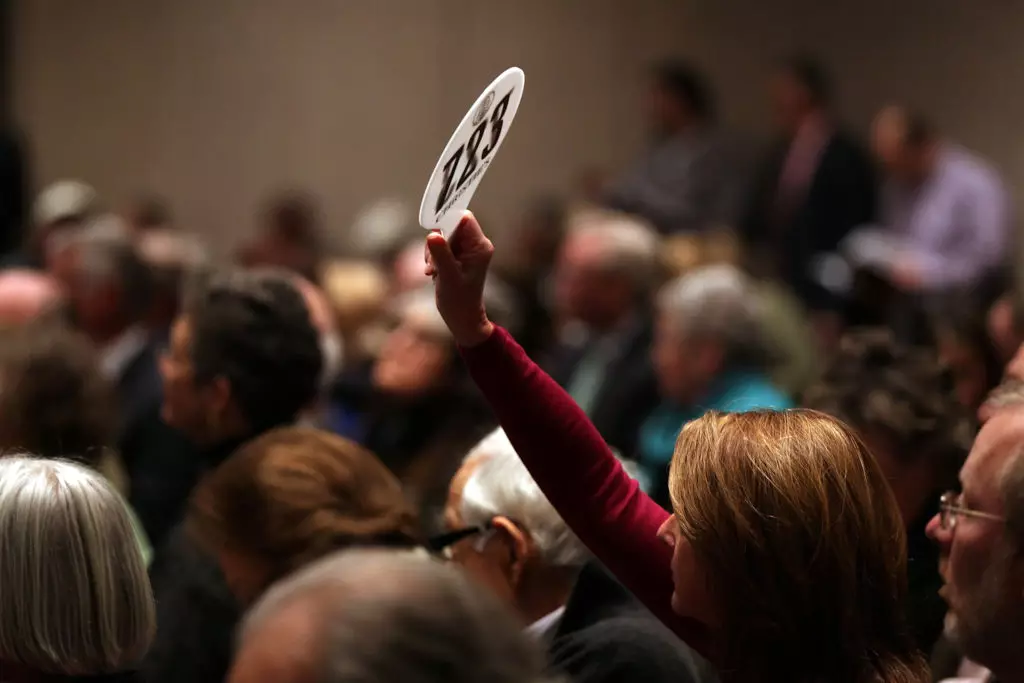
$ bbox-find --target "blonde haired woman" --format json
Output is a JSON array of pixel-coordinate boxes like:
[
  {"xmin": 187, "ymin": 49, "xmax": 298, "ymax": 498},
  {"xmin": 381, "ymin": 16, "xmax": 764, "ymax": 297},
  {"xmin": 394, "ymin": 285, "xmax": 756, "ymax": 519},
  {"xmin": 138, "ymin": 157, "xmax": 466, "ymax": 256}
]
[
  {"xmin": 425, "ymin": 213, "xmax": 929, "ymax": 683},
  {"xmin": 0, "ymin": 457, "xmax": 155, "ymax": 682}
]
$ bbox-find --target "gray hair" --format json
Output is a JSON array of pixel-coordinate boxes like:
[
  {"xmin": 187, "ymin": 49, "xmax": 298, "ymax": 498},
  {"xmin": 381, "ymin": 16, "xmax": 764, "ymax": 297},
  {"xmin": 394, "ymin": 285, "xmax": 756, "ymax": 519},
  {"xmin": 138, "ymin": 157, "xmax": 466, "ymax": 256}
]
[
  {"xmin": 460, "ymin": 428, "xmax": 588, "ymax": 568},
  {"xmin": 239, "ymin": 548, "xmax": 555, "ymax": 683},
  {"xmin": 657, "ymin": 264, "xmax": 771, "ymax": 369},
  {"xmin": 394, "ymin": 279, "xmax": 521, "ymax": 340},
  {"xmin": 567, "ymin": 210, "xmax": 660, "ymax": 293},
  {"xmin": 0, "ymin": 456, "xmax": 155, "ymax": 675}
]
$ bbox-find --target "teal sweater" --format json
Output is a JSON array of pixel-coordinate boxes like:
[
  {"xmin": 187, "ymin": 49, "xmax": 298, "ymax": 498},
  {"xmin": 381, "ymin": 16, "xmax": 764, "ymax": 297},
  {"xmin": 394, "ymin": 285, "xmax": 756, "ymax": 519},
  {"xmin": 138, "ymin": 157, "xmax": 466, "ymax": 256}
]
[{"xmin": 638, "ymin": 371, "xmax": 793, "ymax": 491}]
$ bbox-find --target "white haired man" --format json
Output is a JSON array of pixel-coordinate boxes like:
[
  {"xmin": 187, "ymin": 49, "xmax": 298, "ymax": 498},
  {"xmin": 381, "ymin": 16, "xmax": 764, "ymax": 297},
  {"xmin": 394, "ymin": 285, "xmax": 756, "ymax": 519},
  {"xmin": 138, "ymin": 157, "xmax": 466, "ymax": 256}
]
[
  {"xmin": 434, "ymin": 428, "xmax": 711, "ymax": 683},
  {"xmin": 229, "ymin": 549, "xmax": 554, "ymax": 683},
  {"xmin": 926, "ymin": 407, "xmax": 1024, "ymax": 683},
  {"xmin": 546, "ymin": 210, "xmax": 662, "ymax": 457}
]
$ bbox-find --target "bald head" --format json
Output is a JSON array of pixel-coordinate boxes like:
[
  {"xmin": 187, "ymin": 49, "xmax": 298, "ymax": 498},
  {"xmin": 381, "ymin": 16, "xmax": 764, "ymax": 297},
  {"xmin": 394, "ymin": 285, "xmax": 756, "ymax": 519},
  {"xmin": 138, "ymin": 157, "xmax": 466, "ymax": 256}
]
[
  {"xmin": 0, "ymin": 270, "xmax": 65, "ymax": 327},
  {"xmin": 232, "ymin": 549, "xmax": 550, "ymax": 683}
]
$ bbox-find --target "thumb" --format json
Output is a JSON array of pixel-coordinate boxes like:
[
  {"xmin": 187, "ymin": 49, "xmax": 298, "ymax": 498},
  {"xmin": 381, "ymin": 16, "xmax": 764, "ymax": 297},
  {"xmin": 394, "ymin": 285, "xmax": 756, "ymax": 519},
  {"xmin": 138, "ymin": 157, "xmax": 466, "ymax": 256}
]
[{"xmin": 426, "ymin": 232, "xmax": 460, "ymax": 278}]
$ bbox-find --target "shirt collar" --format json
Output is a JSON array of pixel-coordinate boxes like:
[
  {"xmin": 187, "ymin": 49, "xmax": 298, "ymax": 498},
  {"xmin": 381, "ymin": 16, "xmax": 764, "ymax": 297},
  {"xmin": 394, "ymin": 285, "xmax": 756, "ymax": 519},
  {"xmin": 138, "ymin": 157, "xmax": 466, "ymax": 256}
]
[{"xmin": 100, "ymin": 326, "xmax": 149, "ymax": 380}]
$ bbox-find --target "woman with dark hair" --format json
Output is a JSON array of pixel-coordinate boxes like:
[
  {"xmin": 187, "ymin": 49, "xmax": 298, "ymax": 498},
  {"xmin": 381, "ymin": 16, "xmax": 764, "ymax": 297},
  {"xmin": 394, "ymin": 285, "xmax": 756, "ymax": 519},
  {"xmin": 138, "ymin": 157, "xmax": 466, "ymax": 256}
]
[{"xmin": 424, "ymin": 213, "xmax": 928, "ymax": 683}]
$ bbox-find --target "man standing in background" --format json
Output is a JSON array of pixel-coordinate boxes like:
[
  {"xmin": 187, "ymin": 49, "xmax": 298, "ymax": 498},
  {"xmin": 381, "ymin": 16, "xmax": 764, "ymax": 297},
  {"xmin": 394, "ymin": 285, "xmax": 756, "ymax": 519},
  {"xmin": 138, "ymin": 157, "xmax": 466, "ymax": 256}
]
[{"xmin": 604, "ymin": 60, "xmax": 738, "ymax": 234}]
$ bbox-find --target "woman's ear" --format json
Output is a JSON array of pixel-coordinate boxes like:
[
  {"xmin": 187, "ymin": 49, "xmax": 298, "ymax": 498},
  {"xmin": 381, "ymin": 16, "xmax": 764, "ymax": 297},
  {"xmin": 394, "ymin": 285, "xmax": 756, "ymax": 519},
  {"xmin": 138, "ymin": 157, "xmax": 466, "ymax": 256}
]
[{"xmin": 491, "ymin": 515, "xmax": 531, "ymax": 586}]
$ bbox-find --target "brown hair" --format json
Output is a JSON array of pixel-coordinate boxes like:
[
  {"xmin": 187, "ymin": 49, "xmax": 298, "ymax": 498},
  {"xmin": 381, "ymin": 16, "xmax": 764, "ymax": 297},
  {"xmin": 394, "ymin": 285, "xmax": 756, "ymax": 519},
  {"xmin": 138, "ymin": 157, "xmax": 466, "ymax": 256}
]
[
  {"xmin": 189, "ymin": 427, "xmax": 420, "ymax": 582},
  {"xmin": 0, "ymin": 322, "xmax": 115, "ymax": 465},
  {"xmin": 669, "ymin": 410, "xmax": 928, "ymax": 683}
]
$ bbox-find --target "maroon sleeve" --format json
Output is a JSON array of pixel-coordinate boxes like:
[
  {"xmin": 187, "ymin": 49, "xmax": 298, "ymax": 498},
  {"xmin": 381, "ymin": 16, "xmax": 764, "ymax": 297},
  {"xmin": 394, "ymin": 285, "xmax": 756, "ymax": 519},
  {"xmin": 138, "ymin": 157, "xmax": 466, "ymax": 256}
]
[{"xmin": 460, "ymin": 326, "xmax": 698, "ymax": 641}]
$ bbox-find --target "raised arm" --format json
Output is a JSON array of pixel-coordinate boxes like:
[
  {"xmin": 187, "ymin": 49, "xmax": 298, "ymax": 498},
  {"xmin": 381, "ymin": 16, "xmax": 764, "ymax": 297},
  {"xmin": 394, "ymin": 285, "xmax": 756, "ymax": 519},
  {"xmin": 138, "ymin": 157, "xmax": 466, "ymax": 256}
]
[{"xmin": 426, "ymin": 212, "xmax": 692, "ymax": 640}]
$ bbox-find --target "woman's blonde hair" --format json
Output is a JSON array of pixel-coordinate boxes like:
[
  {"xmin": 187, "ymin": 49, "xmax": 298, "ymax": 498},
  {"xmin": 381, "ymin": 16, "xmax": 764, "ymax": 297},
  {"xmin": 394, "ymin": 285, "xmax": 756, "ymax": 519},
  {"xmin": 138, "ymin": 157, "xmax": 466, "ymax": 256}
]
[
  {"xmin": 0, "ymin": 457, "xmax": 155, "ymax": 675},
  {"xmin": 669, "ymin": 410, "xmax": 928, "ymax": 683}
]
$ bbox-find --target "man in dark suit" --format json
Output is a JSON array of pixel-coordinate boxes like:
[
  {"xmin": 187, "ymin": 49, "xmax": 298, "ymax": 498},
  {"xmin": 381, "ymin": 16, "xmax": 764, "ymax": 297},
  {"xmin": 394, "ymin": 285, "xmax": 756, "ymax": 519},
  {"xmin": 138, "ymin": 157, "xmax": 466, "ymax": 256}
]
[
  {"xmin": 437, "ymin": 429, "xmax": 711, "ymax": 683},
  {"xmin": 50, "ymin": 223, "xmax": 201, "ymax": 546},
  {"xmin": 741, "ymin": 55, "xmax": 876, "ymax": 350},
  {"xmin": 544, "ymin": 211, "xmax": 661, "ymax": 457}
]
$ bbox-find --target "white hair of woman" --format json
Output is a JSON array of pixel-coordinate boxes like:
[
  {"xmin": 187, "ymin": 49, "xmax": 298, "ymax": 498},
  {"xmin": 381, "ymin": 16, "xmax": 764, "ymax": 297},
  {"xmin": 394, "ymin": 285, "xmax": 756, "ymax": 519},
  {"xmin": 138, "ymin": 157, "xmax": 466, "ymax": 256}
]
[
  {"xmin": 657, "ymin": 264, "xmax": 773, "ymax": 369},
  {"xmin": 0, "ymin": 456, "xmax": 155, "ymax": 676},
  {"xmin": 460, "ymin": 428, "xmax": 588, "ymax": 568}
]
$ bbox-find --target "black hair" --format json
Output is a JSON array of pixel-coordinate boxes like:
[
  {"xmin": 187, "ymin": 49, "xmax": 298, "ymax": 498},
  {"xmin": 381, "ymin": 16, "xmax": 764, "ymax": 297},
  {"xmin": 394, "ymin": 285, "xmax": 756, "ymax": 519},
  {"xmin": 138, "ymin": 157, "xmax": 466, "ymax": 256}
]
[
  {"xmin": 652, "ymin": 60, "xmax": 715, "ymax": 121},
  {"xmin": 184, "ymin": 267, "xmax": 323, "ymax": 433},
  {"xmin": 780, "ymin": 54, "xmax": 832, "ymax": 107}
]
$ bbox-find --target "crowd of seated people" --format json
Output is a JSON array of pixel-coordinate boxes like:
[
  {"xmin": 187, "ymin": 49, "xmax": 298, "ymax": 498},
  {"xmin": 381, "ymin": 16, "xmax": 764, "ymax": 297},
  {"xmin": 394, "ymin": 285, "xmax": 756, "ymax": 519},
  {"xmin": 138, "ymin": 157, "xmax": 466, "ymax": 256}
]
[{"xmin": 0, "ymin": 50, "xmax": 1023, "ymax": 683}]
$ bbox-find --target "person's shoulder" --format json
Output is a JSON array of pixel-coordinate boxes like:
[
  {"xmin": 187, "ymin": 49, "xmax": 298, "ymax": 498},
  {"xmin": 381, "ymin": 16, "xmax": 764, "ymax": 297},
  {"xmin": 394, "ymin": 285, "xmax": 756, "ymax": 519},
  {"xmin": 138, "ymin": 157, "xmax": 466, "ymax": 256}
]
[
  {"xmin": 719, "ymin": 374, "xmax": 793, "ymax": 412},
  {"xmin": 552, "ymin": 612, "xmax": 711, "ymax": 683}
]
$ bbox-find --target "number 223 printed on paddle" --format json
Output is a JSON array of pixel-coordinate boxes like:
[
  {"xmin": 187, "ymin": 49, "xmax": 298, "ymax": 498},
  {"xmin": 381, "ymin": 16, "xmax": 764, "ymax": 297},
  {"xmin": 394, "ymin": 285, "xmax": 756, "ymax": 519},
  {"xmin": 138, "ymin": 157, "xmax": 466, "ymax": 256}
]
[{"xmin": 418, "ymin": 67, "xmax": 525, "ymax": 237}]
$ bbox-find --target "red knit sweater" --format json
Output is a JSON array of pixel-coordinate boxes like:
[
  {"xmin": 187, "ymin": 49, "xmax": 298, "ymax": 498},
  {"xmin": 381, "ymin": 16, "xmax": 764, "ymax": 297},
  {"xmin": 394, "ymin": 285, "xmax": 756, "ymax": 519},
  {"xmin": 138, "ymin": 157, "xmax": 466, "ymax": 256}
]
[{"xmin": 461, "ymin": 325, "xmax": 708, "ymax": 651}]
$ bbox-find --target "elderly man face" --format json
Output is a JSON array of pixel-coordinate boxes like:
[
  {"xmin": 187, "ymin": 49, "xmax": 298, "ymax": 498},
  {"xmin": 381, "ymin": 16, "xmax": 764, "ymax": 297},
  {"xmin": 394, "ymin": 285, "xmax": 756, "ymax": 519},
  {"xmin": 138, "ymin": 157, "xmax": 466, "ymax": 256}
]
[
  {"xmin": 0, "ymin": 270, "xmax": 65, "ymax": 327},
  {"xmin": 926, "ymin": 408, "xmax": 1024, "ymax": 676},
  {"xmin": 554, "ymin": 233, "xmax": 633, "ymax": 331}
]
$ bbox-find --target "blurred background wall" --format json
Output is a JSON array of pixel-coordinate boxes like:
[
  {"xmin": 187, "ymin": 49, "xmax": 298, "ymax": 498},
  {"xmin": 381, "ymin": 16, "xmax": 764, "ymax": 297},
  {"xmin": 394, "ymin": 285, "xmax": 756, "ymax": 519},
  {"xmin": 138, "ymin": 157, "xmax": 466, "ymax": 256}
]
[{"xmin": 9, "ymin": 0, "xmax": 1024, "ymax": 253}]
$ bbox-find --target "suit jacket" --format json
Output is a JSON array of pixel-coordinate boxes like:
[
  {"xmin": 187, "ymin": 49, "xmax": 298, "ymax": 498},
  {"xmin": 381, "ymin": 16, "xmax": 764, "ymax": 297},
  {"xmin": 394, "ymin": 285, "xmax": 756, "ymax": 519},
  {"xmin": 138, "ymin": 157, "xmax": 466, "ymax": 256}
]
[
  {"xmin": 742, "ymin": 129, "xmax": 877, "ymax": 313},
  {"xmin": 545, "ymin": 319, "xmax": 659, "ymax": 457},
  {"xmin": 117, "ymin": 343, "xmax": 204, "ymax": 548},
  {"xmin": 549, "ymin": 563, "xmax": 714, "ymax": 683}
]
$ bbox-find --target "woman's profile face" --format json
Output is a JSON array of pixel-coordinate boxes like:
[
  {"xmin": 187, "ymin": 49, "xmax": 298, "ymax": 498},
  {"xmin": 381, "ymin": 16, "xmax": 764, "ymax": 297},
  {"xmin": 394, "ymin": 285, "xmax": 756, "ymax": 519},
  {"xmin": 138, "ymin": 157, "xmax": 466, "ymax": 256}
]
[
  {"xmin": 372, "ymin": 319, "xmax": 452, "ymax": 398},
  {"xmin": 656, "ymin": 515, "xmax": 720, "ymax": 627}
]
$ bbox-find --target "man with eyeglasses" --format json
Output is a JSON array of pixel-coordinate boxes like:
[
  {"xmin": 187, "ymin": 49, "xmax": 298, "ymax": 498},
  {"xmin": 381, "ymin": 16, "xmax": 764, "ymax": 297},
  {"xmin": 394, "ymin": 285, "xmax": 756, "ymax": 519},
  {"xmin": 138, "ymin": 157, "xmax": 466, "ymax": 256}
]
[
  {"xmin": 434, "ymin": 428, "xmax": 711, "ymax": 683},
  {"xmin": 927, "ymin": 407, "xmax": 1024, "ymax": 683}
]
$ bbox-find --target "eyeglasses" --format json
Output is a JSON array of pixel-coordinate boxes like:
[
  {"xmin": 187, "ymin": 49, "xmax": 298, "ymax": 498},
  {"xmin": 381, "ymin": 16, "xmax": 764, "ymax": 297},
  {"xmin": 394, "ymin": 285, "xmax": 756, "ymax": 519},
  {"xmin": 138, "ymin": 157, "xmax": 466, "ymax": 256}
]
[
  {"xmin": 426, "ymin": 523, "xmax": 495, "ymax": 559},
  {"xmin": 938, "ymin": 491, "xmax": 1006, "ymax": 531}
]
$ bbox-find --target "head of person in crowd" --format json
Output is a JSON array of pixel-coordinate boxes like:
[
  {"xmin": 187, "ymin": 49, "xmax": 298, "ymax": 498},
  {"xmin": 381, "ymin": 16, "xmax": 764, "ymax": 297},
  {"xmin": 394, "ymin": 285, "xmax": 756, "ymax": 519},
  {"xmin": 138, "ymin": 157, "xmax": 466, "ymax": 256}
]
[
  {"xmin": 659, "ymin": 409, "xmax": 927, "ymax": 682},
  {"xmin": 159, "ymin": 267, "xmax": 322, "ymax": 451},
  {"xmin": 136, "ymin": 228, "xmax": 208, "ymax": 339},
  {"xmin": 439, "ymin": 428, "xmax": 588, "ymax": 623},
  {"xmin": 31, "ymin": 179, "xmax": 97, "ymax": 266},
  {"xmin": 123, "ymin": 194, "xmax": 172, "ymax": 233},
  {"xmin": 0, "ymin": 322, "xmax": 115, "ymax": 465},
  {"xmin": 770, "ymin": 54, "xmax": 832, "ymax": 135},
  {"xmin": 238, "ymin": 192, "xmax": 321, "ymax": 279},
  {"xmin": 932, "ymin": 298, "xmax": 1004, "ymax": 413},
  {"xmin": 391, "ymin": 238, "xmax": 434, "ymax": 295},
  {"xmin": 373, "ymin": 283, "xmax": 517, "ymax": 400},
  {"xmin": 652, "ymin": 264, "xmax": 776, "ymax": 406},
  {"xmin": 320, "ymin": 259, "xmax": 389, "ymax": 364},
  {"xmin": 987, "ymin": 292, "xmax": 1024, "ymax": 365},
  {"xmin": 926, "ymin": 406, "xmax": 1024, "ymax": 683},
  {"xmin": 871, "ymin": 105, "xmax": 940, "ymax": 187},
  {"xmin": 803, "ymin": 329, "xmax": 973, "ymax": 526},
  {"xmin": 0, "ymin": 457, "xmax": 154, "ymax": 681},
  {"xmin": 49, "ymin": 224, "xmax": 154, "ymax": 348},
  {"xmin": 230, "ymin": 549, "xmax": 552, "ymax": 683},
  {"xmin": 554, "ymin": 210, "xmax": 660, "ymax": 333},
  {"xmin": 498, "ymin": 194, "xmax": 567, "ymax": 281},
  {"xmin": 648, "ymin": 59, "xmax": 715, "ymax": 138},
  {"xmin": 0, "ymin": 269, "xmax": 64, "ymax": 327},
  {"xmin": 188, "ymin": 427, "xmax": 419, "ymax": 606}
]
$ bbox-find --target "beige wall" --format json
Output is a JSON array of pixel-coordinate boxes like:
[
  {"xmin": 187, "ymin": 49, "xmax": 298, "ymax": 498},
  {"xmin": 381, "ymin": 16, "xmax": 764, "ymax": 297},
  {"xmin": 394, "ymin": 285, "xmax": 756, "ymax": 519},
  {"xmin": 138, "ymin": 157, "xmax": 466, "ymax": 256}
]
[{"xmin": 11, "ymin": 0, "xmax": 1024, "ymax": 254}]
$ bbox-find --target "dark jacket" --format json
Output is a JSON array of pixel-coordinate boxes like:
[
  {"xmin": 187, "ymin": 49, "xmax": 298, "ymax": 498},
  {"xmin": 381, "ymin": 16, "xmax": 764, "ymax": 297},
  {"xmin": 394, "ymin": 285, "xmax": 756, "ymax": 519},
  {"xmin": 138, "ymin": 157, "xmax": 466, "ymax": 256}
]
[
  {"xmin": 741, "ymin": 129, "xmax": 877, "ymax": 313},
  {"xmin": 549, "ymin": 563, "xmax": 714, "ymax": 683},
  {"xmin": 544, "ymin": 319, "xmax": 660, "ymax": 457},
  {"xmin": 139, "ymin": 436, "xmax": 252, "ymax": 683},
  {"xmin": 117, "ymin": 343, "xmax": 204, "ymax": 547}
]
